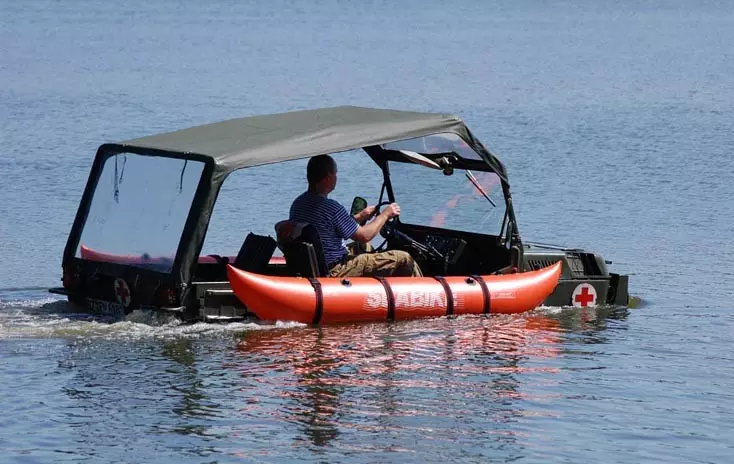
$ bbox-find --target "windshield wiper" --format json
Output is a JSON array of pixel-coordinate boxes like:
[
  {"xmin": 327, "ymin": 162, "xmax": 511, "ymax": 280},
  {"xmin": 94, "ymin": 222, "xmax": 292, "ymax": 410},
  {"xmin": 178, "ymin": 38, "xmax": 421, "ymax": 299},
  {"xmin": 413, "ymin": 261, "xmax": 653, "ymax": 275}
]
[
  {"xmin": 398, "ymin": 150, "xmax": 442, "ymax": 170},
  {"xmin": 465, "ymin": 170, "xmax": 496, "ymax": 207}
]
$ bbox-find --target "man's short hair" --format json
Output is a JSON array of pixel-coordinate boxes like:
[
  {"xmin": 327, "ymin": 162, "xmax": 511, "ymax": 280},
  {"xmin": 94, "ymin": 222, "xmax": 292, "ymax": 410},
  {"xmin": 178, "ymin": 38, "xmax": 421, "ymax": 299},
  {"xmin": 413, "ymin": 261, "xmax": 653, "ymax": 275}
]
[{"xmin": 307, "ymin": 155, "xmax": 336, "ymax": 184}]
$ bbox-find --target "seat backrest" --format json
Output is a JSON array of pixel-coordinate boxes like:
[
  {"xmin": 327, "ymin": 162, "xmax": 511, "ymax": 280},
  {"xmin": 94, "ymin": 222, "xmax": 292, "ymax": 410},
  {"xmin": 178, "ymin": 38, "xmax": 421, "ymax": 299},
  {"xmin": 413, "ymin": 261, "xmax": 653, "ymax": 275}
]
[
  {"xmin": 274, "ymin": 221, "xmax": 328, "ymax": 277},
  {"xmin": 232, "ymin": 233, "xmax": 277, "ymax": 273},
  {"xmin": 280, "ymin": 242, "xmax": 320, "ymax": 277}
]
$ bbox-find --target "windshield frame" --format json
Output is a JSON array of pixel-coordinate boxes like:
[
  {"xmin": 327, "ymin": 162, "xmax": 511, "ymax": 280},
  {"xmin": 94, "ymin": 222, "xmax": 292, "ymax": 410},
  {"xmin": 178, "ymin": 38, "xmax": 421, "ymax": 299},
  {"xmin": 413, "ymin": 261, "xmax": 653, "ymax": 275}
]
[{"xmin": 363, "ymin": 136, "xmax": 512, "ymax": 240}]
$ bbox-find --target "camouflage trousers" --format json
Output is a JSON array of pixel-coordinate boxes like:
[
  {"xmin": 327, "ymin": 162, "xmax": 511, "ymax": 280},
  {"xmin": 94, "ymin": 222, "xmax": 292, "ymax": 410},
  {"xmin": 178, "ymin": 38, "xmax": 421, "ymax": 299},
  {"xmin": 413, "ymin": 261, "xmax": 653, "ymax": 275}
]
[{"xmin": 329, "ymin": 246, "xmax": 423, "ymax": 278}]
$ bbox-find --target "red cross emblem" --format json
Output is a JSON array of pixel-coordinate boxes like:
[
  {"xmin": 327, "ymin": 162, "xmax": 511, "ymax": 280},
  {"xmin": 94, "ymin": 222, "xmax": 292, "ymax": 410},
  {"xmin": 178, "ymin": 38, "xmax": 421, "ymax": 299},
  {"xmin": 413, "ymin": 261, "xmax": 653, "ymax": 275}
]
[
  {"xmin": 114, "ymin": 278, "xmax": 131, "ymax": 307},
  {"xmin": 571, "ymin": 284, "xmax": 597, "ymax": 308}
]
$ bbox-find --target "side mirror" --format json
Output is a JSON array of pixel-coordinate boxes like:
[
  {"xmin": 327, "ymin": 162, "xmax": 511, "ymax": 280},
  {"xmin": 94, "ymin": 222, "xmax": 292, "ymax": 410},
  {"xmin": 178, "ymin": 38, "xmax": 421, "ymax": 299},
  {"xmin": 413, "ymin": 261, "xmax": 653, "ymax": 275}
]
[{"xmin": 350, "ymin": 196, "xmax": 368, "ymax": 216}]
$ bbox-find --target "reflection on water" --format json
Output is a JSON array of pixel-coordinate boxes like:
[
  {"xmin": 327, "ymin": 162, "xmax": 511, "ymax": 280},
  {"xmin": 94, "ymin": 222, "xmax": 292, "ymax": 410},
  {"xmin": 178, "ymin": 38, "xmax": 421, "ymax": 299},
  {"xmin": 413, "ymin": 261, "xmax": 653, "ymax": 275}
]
[
  {"xmin": 231, "ymin": 314, "xmax": 566, "ymax": 452},
  {"xmin": 555, "ymin": 305, "xmax": 631, "ymax": 338}
]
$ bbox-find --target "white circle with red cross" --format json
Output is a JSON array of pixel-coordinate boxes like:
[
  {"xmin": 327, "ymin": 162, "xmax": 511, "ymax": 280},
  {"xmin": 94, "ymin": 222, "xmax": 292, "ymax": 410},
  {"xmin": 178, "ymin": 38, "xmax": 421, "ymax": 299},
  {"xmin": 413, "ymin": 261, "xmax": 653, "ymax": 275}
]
[
  {"xmin": 114, "ymin": 278, "xmax": 131, "ymax": 307},
  {"xmin": 571, "ymin": 283, "xmax": 597, "ymax": 308}
]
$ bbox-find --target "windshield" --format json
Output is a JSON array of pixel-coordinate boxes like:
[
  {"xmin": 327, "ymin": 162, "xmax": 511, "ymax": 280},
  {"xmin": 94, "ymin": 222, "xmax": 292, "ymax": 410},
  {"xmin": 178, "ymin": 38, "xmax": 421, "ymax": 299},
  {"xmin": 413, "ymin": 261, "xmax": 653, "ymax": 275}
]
[
  {"xmin": 75, "ymin": 153, "xmax": 205, "ymax": 272},
  {"xmin": 389, "ymin": 162, "xmax": 506, "ymax": 236},
  {"xmin": 383, "ymin": 133, "xmax": 506, "ymax": 235}
]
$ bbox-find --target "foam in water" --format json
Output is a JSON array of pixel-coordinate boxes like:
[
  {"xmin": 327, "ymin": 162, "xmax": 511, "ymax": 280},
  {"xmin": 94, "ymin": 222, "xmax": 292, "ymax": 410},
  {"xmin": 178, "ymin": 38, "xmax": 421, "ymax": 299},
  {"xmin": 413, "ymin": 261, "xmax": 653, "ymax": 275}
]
[{"xmin": 0, "ymin": 294, "xmax": 306, "ymax": 340}]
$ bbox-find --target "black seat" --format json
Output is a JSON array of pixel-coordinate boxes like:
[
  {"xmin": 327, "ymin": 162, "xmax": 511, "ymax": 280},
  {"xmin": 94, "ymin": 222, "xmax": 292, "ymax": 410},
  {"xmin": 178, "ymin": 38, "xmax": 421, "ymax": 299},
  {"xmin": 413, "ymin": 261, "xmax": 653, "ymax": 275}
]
[
  {"xmin": 275, "ymin": 221, "xmax": 329, "ymax": 277},
  {"xmin": 232, "ymin": 233, "xmax": 277, "ymax": 274}
]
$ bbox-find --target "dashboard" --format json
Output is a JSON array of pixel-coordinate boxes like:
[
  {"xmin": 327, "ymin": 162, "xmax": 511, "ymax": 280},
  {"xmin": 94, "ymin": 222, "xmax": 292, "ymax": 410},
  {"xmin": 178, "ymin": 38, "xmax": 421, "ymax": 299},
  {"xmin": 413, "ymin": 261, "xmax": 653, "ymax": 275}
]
[
  {"xmin": 423, "ymin": 234, "xmax": 467, "ymax": 266},
  {"xmin": 387, "ymin": 224, "xmax": 509, "ymax": 276}
]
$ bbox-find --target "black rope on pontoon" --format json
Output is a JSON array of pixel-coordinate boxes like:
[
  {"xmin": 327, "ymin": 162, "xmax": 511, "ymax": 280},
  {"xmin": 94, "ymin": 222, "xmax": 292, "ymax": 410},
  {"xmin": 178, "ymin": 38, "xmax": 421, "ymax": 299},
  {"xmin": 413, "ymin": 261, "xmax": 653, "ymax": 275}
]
[
  {"xmin": 433, "ymin": 276, "xmax": 454, "ymax": 316},
  {"xmin": 309, "ymin": 278, "xmax": 324, "ymax": 325}
]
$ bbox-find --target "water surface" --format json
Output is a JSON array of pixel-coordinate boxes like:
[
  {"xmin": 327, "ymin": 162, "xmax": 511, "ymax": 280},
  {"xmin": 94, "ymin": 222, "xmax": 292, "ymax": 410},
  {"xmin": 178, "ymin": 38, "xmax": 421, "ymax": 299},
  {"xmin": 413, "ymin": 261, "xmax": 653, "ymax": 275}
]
[{"xmin": 1, "ymin": 0, "xmax": 733, "ymax": 462}]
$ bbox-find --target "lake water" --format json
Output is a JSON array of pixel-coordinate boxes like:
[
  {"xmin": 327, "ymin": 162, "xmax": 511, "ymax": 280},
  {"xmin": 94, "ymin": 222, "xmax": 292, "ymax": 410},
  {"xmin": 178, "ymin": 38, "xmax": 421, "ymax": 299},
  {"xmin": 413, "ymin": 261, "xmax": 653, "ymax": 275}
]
[{"xmin": 1, "ymin": 0, "xmax": 733, "ymax": 462}]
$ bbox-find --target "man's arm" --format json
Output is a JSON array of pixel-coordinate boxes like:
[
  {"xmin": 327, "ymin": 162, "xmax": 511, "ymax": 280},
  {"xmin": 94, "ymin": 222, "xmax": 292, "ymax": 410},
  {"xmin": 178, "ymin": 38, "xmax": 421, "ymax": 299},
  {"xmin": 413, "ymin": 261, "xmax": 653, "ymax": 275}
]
[{"xmin": 352, "ymin": 203, "xmax": 400, "ymax": 243}]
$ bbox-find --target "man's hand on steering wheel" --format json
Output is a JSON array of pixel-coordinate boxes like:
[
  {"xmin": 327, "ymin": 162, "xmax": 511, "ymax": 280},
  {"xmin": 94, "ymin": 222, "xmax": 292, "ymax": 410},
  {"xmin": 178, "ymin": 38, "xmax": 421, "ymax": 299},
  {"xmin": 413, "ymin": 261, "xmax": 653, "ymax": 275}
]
[{"xmin": 381, "ymin": 202, "xmax": 401, "ymax": 220}]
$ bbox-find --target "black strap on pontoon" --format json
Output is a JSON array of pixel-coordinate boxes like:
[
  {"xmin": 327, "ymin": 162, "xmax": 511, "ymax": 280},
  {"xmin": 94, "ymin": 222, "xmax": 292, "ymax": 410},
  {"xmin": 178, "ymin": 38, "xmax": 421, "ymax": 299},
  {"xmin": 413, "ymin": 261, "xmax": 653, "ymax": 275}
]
[
  {"xmin": 308, "ymin": 278, "xmax": 324, "ymax": 325},
  {"xmin": 433, "ymin": 276, "xmax": 454, "ymax": 316},
  {"xmin": 471, "ymin": 274, "xmax": 491, "ymax": 314},
  {"xmin": 374, "ymin": 276, "xmax": 395, "ymax": 321}
]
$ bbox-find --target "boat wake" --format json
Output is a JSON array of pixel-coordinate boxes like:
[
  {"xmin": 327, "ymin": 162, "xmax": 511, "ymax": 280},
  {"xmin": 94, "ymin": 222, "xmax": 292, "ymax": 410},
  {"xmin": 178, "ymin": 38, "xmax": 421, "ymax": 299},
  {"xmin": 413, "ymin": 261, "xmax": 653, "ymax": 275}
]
[{"xmin": 0, "ymin": 290, "xmax": 304, "ymax": 340}]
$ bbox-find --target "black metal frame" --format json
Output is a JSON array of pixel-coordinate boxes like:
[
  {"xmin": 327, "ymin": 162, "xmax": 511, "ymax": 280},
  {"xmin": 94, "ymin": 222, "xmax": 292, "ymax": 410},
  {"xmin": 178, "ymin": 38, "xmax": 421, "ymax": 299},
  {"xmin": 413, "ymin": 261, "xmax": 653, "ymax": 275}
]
[{"xmin": 58, "ymin": 128, "xmax": 523, "ymax": 313}]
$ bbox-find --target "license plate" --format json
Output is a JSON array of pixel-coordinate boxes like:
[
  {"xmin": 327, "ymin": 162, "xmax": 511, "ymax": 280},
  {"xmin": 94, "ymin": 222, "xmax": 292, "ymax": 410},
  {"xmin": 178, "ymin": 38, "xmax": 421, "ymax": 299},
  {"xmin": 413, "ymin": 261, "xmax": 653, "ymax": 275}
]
[{"xmin": 85, "ymin": 298, "xmax": 125, "ymax": 320}]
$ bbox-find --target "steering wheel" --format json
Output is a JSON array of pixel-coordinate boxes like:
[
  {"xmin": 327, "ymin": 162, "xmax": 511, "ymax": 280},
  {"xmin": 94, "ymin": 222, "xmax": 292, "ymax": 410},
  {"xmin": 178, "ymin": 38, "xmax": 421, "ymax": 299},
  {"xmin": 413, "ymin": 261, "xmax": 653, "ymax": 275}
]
[
  {"xmin": 373, "ymin": 202, "xmax": 445, "ymax": 262},
  {"xmin": 371, "ymin": 201, "xmax": 395, "ymax": 252},
  {"xmin": 374, "ymin": 201, "xmax": 394, "ymax": 221}
]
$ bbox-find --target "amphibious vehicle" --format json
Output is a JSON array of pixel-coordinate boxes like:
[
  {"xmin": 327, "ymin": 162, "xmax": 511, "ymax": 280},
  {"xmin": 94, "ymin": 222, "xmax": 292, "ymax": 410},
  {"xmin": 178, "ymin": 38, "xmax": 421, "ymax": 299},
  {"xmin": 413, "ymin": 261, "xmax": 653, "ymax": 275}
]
[{"xmin": 49, "ymin": 106, "xmax": 629, "ymax": 322}]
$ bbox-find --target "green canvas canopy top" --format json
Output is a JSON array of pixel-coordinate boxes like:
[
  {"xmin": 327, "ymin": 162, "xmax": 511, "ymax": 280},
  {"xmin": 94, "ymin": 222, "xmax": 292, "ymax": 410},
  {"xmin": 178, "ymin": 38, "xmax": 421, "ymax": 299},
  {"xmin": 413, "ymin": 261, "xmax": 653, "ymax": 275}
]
[{"xmin": 111, "ymin": 105, "xmax": 506, "ymax": 180}]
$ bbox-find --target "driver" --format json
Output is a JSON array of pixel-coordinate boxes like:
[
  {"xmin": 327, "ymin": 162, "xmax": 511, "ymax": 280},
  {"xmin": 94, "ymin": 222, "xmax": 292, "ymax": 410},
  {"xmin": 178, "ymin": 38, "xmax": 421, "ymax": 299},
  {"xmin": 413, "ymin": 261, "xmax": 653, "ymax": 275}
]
[{"xmin": 289, "ymin": 154, "xmax": 423, "ymax": 278}]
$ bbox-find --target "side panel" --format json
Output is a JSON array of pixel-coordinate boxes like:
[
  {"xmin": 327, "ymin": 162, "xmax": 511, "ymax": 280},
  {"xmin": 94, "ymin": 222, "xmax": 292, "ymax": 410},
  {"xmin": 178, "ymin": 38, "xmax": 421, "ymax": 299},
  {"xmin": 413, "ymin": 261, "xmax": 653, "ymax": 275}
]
[{"xmin": 543, "ymin": 279, "xmax": 611, "ymax": 308}]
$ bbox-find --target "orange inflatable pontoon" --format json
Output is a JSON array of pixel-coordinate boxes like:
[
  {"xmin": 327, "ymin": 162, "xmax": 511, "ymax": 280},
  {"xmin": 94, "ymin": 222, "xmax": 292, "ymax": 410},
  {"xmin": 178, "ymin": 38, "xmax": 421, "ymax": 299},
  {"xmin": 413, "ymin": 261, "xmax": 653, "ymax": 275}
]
[{"xmin": 227, "ymin": 261, "xmax": 562, "ymax": 324}]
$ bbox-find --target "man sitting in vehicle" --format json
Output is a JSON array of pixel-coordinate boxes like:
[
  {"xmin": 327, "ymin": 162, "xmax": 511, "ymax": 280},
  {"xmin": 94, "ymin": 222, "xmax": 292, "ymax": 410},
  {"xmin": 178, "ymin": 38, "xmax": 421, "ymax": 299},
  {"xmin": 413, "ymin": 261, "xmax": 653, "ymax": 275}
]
[{"xmin": 287, "ymin": 154, "xmax": 423, "ymax": 278}]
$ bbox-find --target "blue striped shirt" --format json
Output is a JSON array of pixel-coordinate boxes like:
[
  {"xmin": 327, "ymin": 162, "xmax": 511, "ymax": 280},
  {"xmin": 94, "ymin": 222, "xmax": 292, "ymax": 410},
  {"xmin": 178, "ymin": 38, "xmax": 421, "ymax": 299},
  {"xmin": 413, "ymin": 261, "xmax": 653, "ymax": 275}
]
[{"xmin": 289, "ymin": 191, "xmax": 359, "ymax": 267}]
